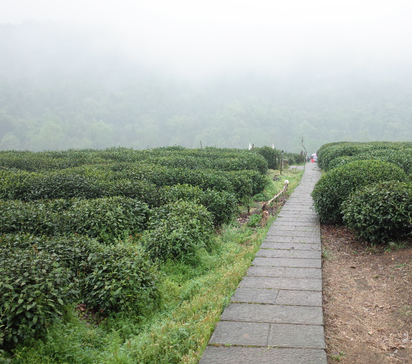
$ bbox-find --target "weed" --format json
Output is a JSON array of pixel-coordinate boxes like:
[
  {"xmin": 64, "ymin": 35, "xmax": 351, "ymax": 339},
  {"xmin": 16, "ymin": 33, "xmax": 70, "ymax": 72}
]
[
  {"xmin": 330, "ymin": 351, "xmax": 345, "ymax": 361},
  {"xmin": 397, "ymin": 305, "xmax": 412, "ymax": 316},
  {"xmin": 322, "ymin": 247, "xmax": 331, "ymax": 260},
  {"xmin": 385, "ymin": 240, "xmax": 409, "ymax": 253}
]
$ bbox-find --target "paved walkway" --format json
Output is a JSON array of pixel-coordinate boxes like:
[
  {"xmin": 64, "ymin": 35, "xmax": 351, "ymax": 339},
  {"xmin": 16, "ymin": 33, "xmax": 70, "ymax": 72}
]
[{"xmin": 199, "ymin": 163, "xmax": 326, "ymax": 364}]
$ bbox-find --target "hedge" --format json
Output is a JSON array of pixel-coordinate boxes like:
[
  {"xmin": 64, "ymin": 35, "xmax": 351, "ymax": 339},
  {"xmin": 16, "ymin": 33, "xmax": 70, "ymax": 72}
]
[
  {"xmin": 0, "ymin": 237, "xmax": 78, "ymax": 348},
  {"xmin": 0, "ymin": 170, "xmax": 101, "ymax": 201},
  {"xmin": 81, "ymin": 242, "xmax": 160, "ymax": 314},
  {"xmin": 311, "ymin": 159, "xmax": 407, "ymax": 224},
  {"xmin": 327, "ymin": 148, "xmax": 412, "ymax": 175},
  {"xmin": 0, "ymin": 234, "xmax": 160, "ymax": 348},
  {"xmin": 342, "ymin": 181, "xmax": 412, "ymax": 244},
  {"xmin": 159, "ymin": 184, "xmax": 237, "ymax": 226},
  {"xmin": 0, "ymin": 197, "xmax": 149, "ymax": 243},
  {"xmin": 317, "ymin": 141, "xmax": 412, "ymax": 170},
  {"xmin": 143, "ymin": 201, "xmax": 214, "ymax": 262}
]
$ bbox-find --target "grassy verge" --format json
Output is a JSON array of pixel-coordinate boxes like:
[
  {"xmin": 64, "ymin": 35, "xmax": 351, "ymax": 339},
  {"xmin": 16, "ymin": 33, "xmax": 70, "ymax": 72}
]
[{"xmin": 3, "ymin": 167, "xmax": 304, "ymax": 364}]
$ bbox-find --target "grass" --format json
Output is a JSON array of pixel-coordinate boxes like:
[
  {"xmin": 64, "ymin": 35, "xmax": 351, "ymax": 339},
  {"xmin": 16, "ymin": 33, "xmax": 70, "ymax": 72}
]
[
  {"xmin": 384, "ymin": 240, "xmax": 409, "ymax": 252},
  {"xmin": 322, "ymin": 246, "xmax": 332, "ymax": 260},
  {"xmin": 261, "ymin": 168, "xmax": 303, "ymax": 200},
  {"xmin": 2, "ymin": 167, "xmax": 304, "ymax": 364},
  {"xmin": 330, "ymin": 351, "xmax": 346, "ymax": 361}
]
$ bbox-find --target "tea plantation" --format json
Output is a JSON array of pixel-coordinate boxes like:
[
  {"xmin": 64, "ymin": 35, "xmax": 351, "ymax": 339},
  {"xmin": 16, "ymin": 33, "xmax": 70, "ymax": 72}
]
[{"xmin": 0, "ymin": 146, "xmax": 304, "ymax": 362}]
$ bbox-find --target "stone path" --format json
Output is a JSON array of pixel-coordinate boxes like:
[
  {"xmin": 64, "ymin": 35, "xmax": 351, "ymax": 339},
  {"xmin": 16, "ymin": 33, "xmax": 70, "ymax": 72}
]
[{"xmin": 199, "ymin": 163, "xmax": 326, "ymax": 364}]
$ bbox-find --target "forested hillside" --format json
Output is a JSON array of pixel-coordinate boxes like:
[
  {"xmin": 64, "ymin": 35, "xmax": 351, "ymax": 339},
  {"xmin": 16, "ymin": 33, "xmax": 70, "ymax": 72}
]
[{"xmin": 1, "ymin": 22, "xmax": 411, "ymax": 153}]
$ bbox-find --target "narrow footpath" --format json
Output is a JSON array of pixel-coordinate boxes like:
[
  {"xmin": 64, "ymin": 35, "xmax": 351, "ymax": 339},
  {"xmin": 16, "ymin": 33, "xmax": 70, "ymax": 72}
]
[{"xmin": 199, "ymin": 162, "xmax": 326, "ymax": 364}]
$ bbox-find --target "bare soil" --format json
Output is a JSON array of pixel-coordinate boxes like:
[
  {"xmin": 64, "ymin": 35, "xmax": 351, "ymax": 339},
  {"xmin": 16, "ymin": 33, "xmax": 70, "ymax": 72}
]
[{"xmin": 322, "ymin": 225, "xmax": 412, "ymax": 363}]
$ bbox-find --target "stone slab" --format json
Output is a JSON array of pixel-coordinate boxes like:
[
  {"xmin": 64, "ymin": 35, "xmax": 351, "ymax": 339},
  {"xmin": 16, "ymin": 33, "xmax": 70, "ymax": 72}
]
[
  {"xmin": 276, "ymin": 290, "xmax": 323, "ymax": 306},
  {"xmin": 239, "ymin": 276, "xmax": 322, "ymax": 291},
  {"xmin": 277, "ymin": 212, "xmax": 317, "ymax": 218},
  {"xmin": 231, "ymin": 287, "xmax": 323, "ymax": 306},
  {"xmin": 256, "ymin": 249, "xmax": 319, "ymax": 259},
  {"xmin": 278, "ymin": 206, "xmax": 314, "ymax": 211},
  {"xmin": 283, "ymin": 267, "xmax": 322, "ymax": 279},
  {"xmin": 246, "ymin": 266, "xmax": 285, "ymax": 277},
  {"xmin": 266, "ymin": 230, "xmax": 295, "ymax": 236},
  {"xmin": 231, "ymin": 287, "xmax": 279, "ymax": 304},
  {"xmin": 268, "ymin": 324, "xmax": 326, "ymax": 348},
  {"xmin": 263, "ymin": 235, "xmax": 293, "ymax": 242},
  {"xmin": 271, "ymin": 224, "xmax": 318, "ymax": 231},
  {"xmin": 209, "ymin": 321, "xmax": 270, "ymax": 346},
  {"xmin": 292, "ymin": 231, "xmax": 321, "ymax": 238},
  {"xmin": 252, "ymin": 257, "xmax": 321, "ymax": 268},
  {"xmin": 270, "ymin": 220, "xmax": 317, "ymax": 228},
  {"xmin": 268, "ymin": 224, "xmax": 296, "ymax": 231},
  {"xmin": 291, "ymin": 237, "xmax": 321, "ymax": 244},
  {"xmin": 208, "ymin": 322, "xmax": 325, "ymax": 349},
  {"xmin": 247, "ymin": 266, "xmax": 322, "ymax": 279},
  {"xmin": 221, "ymin": 303, "xmax": 324, "ymax": 325},
  {"xmin": 266, "ymin": 230, "xmax": 320, "ymax": 239},
  {"xmin": 261, "ymin": 242, "xmax": 321, "ymax": 250},
  {"xmin": 275, "ymin": 218, "xmax": 318, "ymax": 224},
  {"xmin": 199, "ymin": 347, "xmax": 327, "ymax": 364}
]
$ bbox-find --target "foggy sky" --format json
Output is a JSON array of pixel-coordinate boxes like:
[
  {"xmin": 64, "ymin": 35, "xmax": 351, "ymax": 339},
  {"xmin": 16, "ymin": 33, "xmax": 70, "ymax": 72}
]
[{"xmin": 2, "ymin": 0, "xmax": 412, "ymax": 80}]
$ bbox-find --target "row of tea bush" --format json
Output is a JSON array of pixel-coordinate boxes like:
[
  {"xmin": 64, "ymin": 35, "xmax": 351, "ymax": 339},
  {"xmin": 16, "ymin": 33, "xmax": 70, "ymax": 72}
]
[
  {"xmin": 0, "ymin": 146, "xmax": 281, "ymax": 173},
  {"xmin": 0, "ymin": 164, "xmax": 266, "ymax": 202},
  {"xmin": 312, "ymin": 142, "xmax": 412, "ymax": 244}
]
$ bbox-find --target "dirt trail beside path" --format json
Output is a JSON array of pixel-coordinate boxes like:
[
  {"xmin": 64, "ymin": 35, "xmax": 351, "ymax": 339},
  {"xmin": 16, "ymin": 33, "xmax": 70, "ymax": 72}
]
[{"xmin": 322, "ymin": 225, "xmax": 412, "ymax": 363}]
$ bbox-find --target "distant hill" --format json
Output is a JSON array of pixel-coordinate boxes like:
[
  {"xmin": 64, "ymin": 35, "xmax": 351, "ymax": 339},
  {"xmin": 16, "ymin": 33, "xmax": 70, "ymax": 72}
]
[{"xmin": 1, "ymin": 21, "xmax": 411, "ymax": 152}]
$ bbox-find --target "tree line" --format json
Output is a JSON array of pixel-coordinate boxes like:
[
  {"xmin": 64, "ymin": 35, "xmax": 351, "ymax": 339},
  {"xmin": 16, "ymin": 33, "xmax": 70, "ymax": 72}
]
[{"xmin": 1, "ymin": 22, "xmax": 411, "ymax": 153}]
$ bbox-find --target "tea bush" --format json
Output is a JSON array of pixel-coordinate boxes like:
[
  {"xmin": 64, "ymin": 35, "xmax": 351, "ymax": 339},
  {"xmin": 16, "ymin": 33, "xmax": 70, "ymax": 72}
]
[
  {"xmin": 0, "ymin": 170, "xmax": 35, "ymax": 200},
  {"xmin": 311, "ymin": 160, "xmax": 407, "ymax": 224},
  {"xmin": 15, "ymin": 157, "xmax": 268, "ymax": 202},
  {"xmin": 0, "ymin": 240, "xmax": 77, "ymax": 348},
  {"xmin": 96, "ymin": 164, "xmax": 266, "ymax": 199},
  {"xmin": 81, "ymin": 243, "xmax": 160, "ymax": 314},
  {"xmin": 317, "ymin": 141, "xmax": 412, "ymax": 170},
  {"xmin": 342, "ymin": 181, "xmax": 412, "ymax": 244},
  {"xmin": 0, "ymin": 150, "xmax": 107, "ymax": 171},
  {"xmin": 0, "ymin": 234, "xmax": 99, "ymax": 277},
  {"xmin": 160, "ymin": 184, "xmax": 237, "ymax": 226},
  {"xmin": 104, "ymin": 179, "xmax": 159, "ymax": 206},
  {"xmin": 255, "ymin": 146, "xmax": 280, "ymax": 169},
  {"xmin": 146, "ymin": 153, "xmax": 268, "ymax": 174},
  {"xmin": 200, "ymin": 189, "xmax": 238, "ymax": 226},
  {"xmin": 0, "ymin": 170, "xmax": 100, "ymax": 201},
  {"xmin": 143, "ymin": 201, "xmax": 214, "ymax": 262},
  {"xmin": 0, "ymin": 197, "xmax": 149, "ymax": 243},
  {"xmin": 316, "ymin": 142, "xmax": 371, "ymax": 170},
  {"xmin": 64, "ymin": 197, "xmax": 149, "ymax": 242},
  {"xmin": 147, "ymin": 146, "xmax": 269, "ymax": 174},
  {"xmin": 0, "ymin": 199, "xmax": 61, "ymax": 235},
  {"xmin": 125, "ymin": 165, "xmax": 236, "ymax": 194},
  {"xmin": 284, "ymin": 151, "xmax": 306, "ymax": 165},
  {"xmin": 29, "ymin": 172, "xmax": 101, "ymax": 200},
  {"xmin": 327, "ymin": 148, "xmax": 412, "ymax": 175},
  {"xmin": 229, "ymin": 170, "xmax": 268, "ymax": 197},
  {"xmin": 0, "ymin": 233, "xmax": 159, "ymax": 346}
]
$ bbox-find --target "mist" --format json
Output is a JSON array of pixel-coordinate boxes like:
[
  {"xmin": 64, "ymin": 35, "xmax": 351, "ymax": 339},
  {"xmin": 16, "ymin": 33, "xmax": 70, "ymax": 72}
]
[{"xmin": 1, "ymin": 0, "xmax": 412, "ymax": 153}]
